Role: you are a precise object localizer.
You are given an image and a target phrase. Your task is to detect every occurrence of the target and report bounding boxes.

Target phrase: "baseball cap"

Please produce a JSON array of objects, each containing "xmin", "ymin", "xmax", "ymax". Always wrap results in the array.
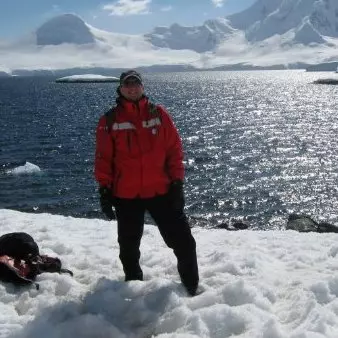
[{"xmin": 120, "ymin": 70, "xmax": 142, "ymax": 85}]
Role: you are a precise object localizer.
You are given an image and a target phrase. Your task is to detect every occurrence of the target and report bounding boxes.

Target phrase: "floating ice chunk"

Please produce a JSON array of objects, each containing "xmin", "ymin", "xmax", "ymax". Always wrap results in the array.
[
  {"xmin": 7, "ymin": 161, "xmax": 41, "ymax": 175},
  {"xmin": 55, "ymin": 74, "xmax": 119, "ymax": 83}
]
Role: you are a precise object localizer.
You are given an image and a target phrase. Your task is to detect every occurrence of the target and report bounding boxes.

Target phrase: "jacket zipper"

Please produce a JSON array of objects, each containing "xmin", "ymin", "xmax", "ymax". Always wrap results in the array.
[
  {"xmin": 127, "ymin": 132, "xmax": 131, "ymax": 153},
  {"xmin": 114, "ymin": 171, "xmax": 122, "ymax": 195},
  {"xmin": 136, "ymin": 102, "xmax": 144, "ymax": 195}
]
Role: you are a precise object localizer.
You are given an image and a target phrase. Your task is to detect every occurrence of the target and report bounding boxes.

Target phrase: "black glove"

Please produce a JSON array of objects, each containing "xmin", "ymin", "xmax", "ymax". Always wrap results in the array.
[
  {"xmin": 99, "ymin": 186, "xmax": 116, "ymax": 220},
  {"xmin": 168, "ymin": 180, "xmax": 185, "ymax": 212}
]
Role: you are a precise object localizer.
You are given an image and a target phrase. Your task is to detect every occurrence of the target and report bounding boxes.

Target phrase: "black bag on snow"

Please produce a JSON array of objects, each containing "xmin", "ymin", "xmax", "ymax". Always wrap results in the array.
[
  {"xmin": 0, "ymin": 232, "xmax": 73, "ymax": 288},
  {"xmin": 0, "ymin": 232, "xmax": 39, "ymax": 260}
]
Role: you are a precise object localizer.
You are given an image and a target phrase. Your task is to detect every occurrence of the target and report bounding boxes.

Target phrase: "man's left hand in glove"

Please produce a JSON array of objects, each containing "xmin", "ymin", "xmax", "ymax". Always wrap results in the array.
[{"xmin": 167, "ymin": 180, "xmax": 185, "ymax": 212}]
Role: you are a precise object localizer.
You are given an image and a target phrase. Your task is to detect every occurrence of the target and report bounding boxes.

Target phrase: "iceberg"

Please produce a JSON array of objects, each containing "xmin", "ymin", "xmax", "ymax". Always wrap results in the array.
[
  {"xmin": 55, "ymin": 74, "xmax": 119, "ymax": 83},
  {"xmin": 7, "ymin": 162, "xmax": 41, "ymax": 175}
]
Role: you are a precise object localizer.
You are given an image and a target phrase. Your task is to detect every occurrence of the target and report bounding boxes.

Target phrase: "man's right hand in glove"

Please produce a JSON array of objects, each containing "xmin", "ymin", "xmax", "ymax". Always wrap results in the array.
[{"xmin": 99, "ymin": 186, "xmax": 116, "ymax": 220}]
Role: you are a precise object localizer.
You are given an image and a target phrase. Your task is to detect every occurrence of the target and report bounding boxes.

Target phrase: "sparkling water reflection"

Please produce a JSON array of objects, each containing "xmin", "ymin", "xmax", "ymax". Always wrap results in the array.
[{"xmin": 0, "ymin": 71, "xmax": 337, "ymax": 229}]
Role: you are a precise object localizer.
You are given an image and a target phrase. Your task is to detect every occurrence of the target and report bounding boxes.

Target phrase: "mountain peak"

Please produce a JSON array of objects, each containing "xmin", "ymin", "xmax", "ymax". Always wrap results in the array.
[
  {"xmin": 227, "ymin": 0, "xmax": 283, "ymax": 31},
  {"xmin": 145, "ymin": 19, "xmax": 236, "ymax": 53},
  {"xmin": 36, "ymin": 14, "xmax": 95, "ymax": 46},
  {"xmin": 233, "ymin": 0, "xmax": 338, "ymax": 43}
]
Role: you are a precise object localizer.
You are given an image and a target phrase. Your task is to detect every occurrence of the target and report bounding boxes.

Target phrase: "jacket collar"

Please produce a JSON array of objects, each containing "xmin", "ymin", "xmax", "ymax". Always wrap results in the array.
[{"xmin": 117, "ymin": 95, "xmax": 148, "ymax": 112}]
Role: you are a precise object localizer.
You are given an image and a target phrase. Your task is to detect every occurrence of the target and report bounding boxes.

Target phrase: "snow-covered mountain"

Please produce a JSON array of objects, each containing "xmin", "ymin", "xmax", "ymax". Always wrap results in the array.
[
  {"xmin": 237, "ymin": 0, "xmax": 338, "ymax": 42},
  {"xmin": 144, "ymin": 19, "xmax": 236, "ymax": 53},
  {"xmin": 227, "ymin": 0, "xmax": 282, "ymax": 31},
  {"xmin": 36, "ymin": 14, "xmax": 95, "ymax": 45},
  {"xmin": 146, "ymin": 0, "xmax": 338, "ymax": 50},
  {"xmin": 1, "ymin": 1, "xmax": 338, "ymax": 75}
]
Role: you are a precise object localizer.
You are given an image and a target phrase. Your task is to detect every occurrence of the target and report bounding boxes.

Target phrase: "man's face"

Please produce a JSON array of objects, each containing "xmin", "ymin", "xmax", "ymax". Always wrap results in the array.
[{"xmin": 120, "ymin": 77, "xmax": 144, "ymax": 102}]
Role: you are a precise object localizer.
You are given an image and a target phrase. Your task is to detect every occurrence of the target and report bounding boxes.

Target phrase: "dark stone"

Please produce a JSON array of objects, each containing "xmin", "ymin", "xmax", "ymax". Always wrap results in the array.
[{"xmin": 286, "ymin": 214, "xmax": 318, "ymax": 232}]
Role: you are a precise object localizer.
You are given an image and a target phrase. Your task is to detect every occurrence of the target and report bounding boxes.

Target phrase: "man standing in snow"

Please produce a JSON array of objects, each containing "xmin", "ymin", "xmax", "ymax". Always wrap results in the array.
[{"xmin": 94, "ymin": 70, "xmax": 199, "ymax": 296}]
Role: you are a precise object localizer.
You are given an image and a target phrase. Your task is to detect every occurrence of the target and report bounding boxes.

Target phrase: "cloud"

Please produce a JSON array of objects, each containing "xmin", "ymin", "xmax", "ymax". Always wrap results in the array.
[
  {"xmin": 211, "ymin": 0, "xmax": 226, "ymax": 8},
  {"xmin": 103, "ymin": 0, "xmax": 151, "ymax": 16},
  {"xmin": 160, "ymin": 6, "xmax": 172, "ymax": 12}
]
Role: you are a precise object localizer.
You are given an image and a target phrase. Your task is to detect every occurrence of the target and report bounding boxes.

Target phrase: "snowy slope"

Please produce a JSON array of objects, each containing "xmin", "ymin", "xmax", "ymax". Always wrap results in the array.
[
  {"xmin": 36, "ymin": 14, "xmax": 95, "ymax": 45},
  {"xmin": 243, "ymin": 0, "xmax": 338, "ymax": 42},
  {"xmin": 227, "ymin": 0, "xmax": 282, "ymax": 31},
  {"xmin": 310, "ymin": 0, "xmax": 338, "ymax": 37},
  {"xmin": 145, "ymin": 18, "xmax": 236, "ymax": 53},
  {"xmin": 293, "ymin": 19, "xmax": 325, "ymax": 45}
]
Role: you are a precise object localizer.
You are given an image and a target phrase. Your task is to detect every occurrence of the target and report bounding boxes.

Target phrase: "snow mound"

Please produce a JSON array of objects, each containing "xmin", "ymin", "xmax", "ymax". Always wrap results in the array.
[{"xmin": 36, "ymin": 14, "xmax": 95, "ymax": 46}]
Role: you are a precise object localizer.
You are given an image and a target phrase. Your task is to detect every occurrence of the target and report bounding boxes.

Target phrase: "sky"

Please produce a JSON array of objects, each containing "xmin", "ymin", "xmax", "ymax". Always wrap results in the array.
[
  {"xmin": 0, "ymin": 0, "xmax": 256, "ymax": 40},
  {"xmin": 2, "ymin": 208, "xmax": 338, "ymax": 338}
]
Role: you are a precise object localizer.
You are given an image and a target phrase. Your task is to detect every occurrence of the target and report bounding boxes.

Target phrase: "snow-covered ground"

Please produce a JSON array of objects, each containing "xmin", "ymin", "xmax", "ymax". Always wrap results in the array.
[{"xmin": 1, "ymin": 209, "xmax": 338, "ymax": 338}]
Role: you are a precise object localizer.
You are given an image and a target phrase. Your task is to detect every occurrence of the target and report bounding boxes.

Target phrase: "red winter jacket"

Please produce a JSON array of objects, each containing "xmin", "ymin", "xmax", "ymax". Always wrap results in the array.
[{"xmin": 94, "ymin": 96, "xmax": 184, "ymax": 198}]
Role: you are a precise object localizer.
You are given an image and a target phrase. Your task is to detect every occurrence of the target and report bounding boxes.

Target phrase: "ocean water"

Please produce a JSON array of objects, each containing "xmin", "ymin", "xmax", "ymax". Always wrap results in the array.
[{"xmin": 1, "ymin": 70, "xmax": 338, "ymax": 229}]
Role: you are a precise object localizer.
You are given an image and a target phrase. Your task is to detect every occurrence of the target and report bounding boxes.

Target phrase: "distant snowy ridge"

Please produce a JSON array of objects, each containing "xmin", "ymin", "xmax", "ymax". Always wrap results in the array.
[
  {"xmin": 145, "ymin": 18, "xmax": 237, "ymax": 53},
  {"xmin": 29, "ymin": 0, "xmax": 338, "ymax": 52},
  {"xmin": 306, "ymin": 61, "xmax": 338, "ymax": 71}
]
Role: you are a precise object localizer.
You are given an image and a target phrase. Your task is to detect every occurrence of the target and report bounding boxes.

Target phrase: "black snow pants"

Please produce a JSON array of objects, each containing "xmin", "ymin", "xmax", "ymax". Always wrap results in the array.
[{"xmin": 114, "ymin": 193, "xmax": 199, "ymax": 291}]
